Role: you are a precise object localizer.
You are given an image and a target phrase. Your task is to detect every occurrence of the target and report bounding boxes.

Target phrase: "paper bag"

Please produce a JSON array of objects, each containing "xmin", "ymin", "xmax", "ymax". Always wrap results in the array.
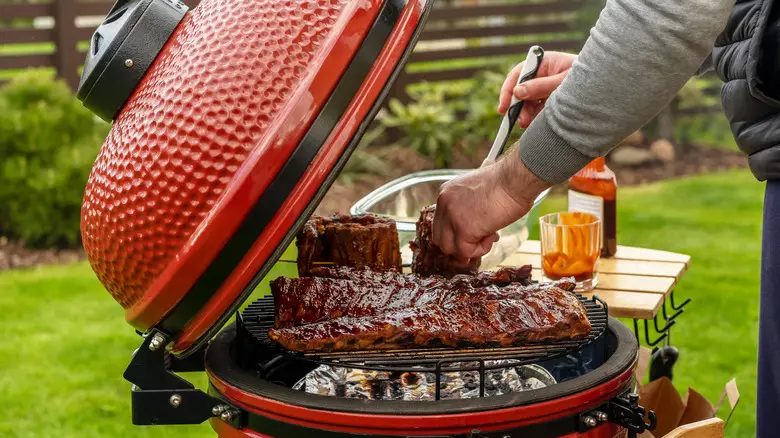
[{"xmin": 634, "ymin": 347, "xmax": 739, "ymax": 438}]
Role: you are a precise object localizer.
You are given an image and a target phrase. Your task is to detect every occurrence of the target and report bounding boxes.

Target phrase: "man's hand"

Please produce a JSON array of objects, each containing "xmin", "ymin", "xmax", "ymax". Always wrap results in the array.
[
  {"xmin": 498, "ymin": 51, "xmax": 577, "ymax": 128},
  {"xmin": 432, "ymin": 151, "xmax": 551, "ymax": 259}
]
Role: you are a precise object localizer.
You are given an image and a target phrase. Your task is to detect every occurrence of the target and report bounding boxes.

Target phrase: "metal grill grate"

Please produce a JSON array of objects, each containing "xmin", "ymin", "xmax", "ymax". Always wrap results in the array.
[{"xmin": 242, "ymin": 294, "xmax": 608, "ymax": 373}]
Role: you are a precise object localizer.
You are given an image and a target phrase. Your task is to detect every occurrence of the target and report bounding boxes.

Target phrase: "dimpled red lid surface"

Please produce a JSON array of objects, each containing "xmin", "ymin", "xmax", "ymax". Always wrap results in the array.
[{"xmin": 80, "ymin": 0, "xmax": 419, "ymax": 338}]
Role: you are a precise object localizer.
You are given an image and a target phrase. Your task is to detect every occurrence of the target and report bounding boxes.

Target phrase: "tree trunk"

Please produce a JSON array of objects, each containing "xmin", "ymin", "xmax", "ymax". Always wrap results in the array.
[{"xmin": 657, "ymin": 98, "xmax": 687, "ymax": 157}]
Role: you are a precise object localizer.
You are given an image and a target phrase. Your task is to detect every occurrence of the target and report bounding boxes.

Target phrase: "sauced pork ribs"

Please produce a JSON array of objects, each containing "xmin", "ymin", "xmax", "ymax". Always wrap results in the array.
[
  {"xmin": 272, "ymin": 265, "xmax": 534, "ymax": 329},
  {"xmin": 296, "ymin": 214, "xmax": 402, "ymax": 276},
  {"xmin": 268, "ymin": 275, "xmax": 591, "ymax": 352},
  {"xmin": 411, "ymin": 205, "xmax": 482, "ymax": 278},
  {"xmin": 271, "ymin": 214, "xmax": 591, "ymax": 353}
]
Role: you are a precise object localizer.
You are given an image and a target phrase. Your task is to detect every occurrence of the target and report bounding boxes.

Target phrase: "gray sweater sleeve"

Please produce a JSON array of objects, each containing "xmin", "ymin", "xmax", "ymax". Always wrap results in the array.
[{"xmin": 519, "ymin": 0, "xmax": 734, "ymax": 184}]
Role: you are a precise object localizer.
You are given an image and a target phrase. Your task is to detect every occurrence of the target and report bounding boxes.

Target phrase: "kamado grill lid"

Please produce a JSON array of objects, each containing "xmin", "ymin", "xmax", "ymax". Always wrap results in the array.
[{"xmin": 77, "ymin": 0, "xmax": 433, "ymax": 356}]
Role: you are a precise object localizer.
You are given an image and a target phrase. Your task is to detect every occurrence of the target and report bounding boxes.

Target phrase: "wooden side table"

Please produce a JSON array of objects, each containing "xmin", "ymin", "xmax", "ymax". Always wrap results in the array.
[{"xmin": 501, "ymin": 240, "xmax": 691, "ymax": 348}]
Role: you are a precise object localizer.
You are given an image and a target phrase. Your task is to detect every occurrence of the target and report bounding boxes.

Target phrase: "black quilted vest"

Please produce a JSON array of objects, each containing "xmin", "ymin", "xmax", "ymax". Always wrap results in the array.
[{"xmin": 713, "ymin": 0, "xmax": 780, "ymax": 180}]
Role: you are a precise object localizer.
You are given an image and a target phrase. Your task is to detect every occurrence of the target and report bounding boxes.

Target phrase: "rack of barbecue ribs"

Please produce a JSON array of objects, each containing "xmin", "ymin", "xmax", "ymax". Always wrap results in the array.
[
  {"xmin": 276, "ymin": 212, "xmax": 589, "ymax": 353},
  {"xmin": 296, "ymin": 214, "xmax": 402, "ymax": 276},
  {"xmin": 268, "ymin": 278, "xmax": 591, "ymax": 353},
  {"xmin": 411, "ymin": 205, "xmax": 482, "ymax": 278},
  {"xmin": 272, "ymin": 265, "xmax": 534, "ymax": 329}
]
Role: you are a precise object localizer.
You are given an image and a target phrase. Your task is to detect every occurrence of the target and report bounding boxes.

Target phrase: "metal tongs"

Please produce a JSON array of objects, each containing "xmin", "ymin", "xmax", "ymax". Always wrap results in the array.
[{"xmin": 482, "ymin": 45, "xmax": 545, "ymax": 168}]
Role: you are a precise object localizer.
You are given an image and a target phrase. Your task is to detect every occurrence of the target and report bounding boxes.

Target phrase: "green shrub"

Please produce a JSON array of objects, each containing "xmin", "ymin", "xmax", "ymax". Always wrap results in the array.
[
  {"xmin": 0, "ymin": 70, "xmax": 109, "ymax": 248},
  {"xmin": 379, "ymin": 63, "xmax": 519, "ymax": 167},
  {"xmin": 381, "ymin": 86, "xmax": 463, "ymax": 168},
  {"xmin": 339, "ymin": 126, "xmax": 391, "ymax": 186},
  {"xmin": 461, "ymin": 68, "xmax": 524, "ymax": 152}
]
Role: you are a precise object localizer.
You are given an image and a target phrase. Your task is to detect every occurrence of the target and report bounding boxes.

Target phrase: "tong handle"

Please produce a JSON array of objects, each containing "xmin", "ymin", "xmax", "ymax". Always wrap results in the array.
[{"xmin": 482, "ymin": 45, "xmax": 545, "ymax": 168}]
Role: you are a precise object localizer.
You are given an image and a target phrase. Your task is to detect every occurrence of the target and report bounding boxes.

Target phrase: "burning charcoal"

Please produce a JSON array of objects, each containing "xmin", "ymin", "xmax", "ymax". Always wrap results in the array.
[
  {"xmin": 293, "ymin": 361, "xmax": 556, "ymax": 401},
  {"xmin": 400, "ymin": 372, "xmax": 433, "ymax": 401}
]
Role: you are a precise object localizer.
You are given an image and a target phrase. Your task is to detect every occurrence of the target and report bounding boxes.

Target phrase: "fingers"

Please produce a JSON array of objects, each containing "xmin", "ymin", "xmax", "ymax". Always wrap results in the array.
[
  {"xmin": 498, "ymin": 63, "xmax": 523, "ymax": 114},
  {"xmin": 431, "ymin": 206, "xmax": 453, "ymax": 253},
  {"xmin": 518, "ymin": 100, "xmax": 545, "ymax": 129},
  {"xmin": 512, "ymin": 70, "xmax": 569, "ymax": 102},
  {"xmin": 470, "ymin": 233, "xmax": 500, "ymax": 259},
  {"xmin": 433, "ymin": 208, "xmax": 492, "ymax": 259}
]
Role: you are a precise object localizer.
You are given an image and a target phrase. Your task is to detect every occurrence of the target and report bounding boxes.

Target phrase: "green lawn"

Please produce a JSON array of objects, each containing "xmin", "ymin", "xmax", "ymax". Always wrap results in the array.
[{"xmin": 0, "ymin": 170, "xmax": 763, "ymax": 437}]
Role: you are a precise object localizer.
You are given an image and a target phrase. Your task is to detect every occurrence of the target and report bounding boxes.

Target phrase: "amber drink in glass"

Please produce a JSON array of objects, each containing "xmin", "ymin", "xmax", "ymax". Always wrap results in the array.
[{"xmin": 539, "ymin": 212, "xmax": 601, "ymax": 291}]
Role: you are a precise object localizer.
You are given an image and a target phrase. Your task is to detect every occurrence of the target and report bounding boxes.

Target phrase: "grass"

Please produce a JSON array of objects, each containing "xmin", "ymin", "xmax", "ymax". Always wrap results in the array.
[{"xmin": 0, "ymin": 170, "xmax": 763, "ymax": 437}]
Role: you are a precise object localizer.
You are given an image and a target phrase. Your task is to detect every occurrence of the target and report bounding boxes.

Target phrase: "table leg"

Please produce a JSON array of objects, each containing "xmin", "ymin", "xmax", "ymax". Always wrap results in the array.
[{"xmin": 644, "ymin": 317, "xmax": 670, "ymax": 347}]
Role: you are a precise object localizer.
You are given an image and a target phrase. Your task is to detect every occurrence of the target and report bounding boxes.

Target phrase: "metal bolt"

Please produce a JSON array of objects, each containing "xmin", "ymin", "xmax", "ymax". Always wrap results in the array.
[
  {"xmin": 124, "ymin": 59, "xmax": 134, "ymax": 68},
  {"xmin": 169, "ymin": 394, "xmax": 182, "ymax": 408},
  {"xmin": 596, "ymin": 411, "xmax": 608, "ymax": 422},
  {"xmin": 212, "ymin": 405, "xmax": 226, "ymax": 415},
  {"xmin": 221, "ymin": 410, "xmax": 236, "ymax": 422},
  {"xmin": 582, "ymin": 416, "xmax": 597, "ymax": 428},
  {"xmin": 149, "ymin": 333, "xmax": 166, "ymax": 351}
]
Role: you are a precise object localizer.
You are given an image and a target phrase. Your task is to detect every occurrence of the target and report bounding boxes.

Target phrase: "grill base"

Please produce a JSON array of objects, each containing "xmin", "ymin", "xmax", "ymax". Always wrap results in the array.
[{"xmin": 204, "ymin": 318, "xmax": 641, "ymax": 437}]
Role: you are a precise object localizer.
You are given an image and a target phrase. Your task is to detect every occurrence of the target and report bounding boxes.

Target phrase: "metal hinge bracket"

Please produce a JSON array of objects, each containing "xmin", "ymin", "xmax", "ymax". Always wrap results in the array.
[
  {"xmin": 579, "ymin": 391, "xmax": 656, "ymax": 437},
  {"xmin": 124, "ymin": 330, "xmax": 240, "ymax": 426}
]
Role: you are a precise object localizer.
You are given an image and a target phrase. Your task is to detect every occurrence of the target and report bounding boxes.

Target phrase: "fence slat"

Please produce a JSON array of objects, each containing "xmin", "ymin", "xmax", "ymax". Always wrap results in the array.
[
  {"xmin": 432, "ymin": 1, "xmax": 584, "ymax": 20},
  {"xmin": 74, "ymin": 2, "xmax": 114, "ymax": 17},
  {"xmin": 0, "ymin": 54, "xmax": 54, "ymax": 70},
  {"xmin": 420, "ymin": 21, "xmax": 575, "ymax": 41},
  {"xmin": 75, "ymin": 27, "xmax": 98, "ymax": 42},
  {"xmin": 54, "ymin": 0, "xmax": 80, "ymax": 89},
  {"xmin": 408, "ymin": 39, "xmax": 583, "ymax": 63},
  {"xmin": 403, "ymin": 67, "xmax": 484, "ymax": 84},
  {"xmin": 0, "ymin": 4, "xmax": 52, "ymax": 19},
  {"xmin": 0, "ymin": 28, "xmax": 55, "ymax": 45}
]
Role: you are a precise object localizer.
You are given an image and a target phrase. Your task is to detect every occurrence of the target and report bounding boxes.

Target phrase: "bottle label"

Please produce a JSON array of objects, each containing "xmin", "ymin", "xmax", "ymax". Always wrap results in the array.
[{"xmin": 568, "ymin": 189, "xmax": 604, "ymax": 235}]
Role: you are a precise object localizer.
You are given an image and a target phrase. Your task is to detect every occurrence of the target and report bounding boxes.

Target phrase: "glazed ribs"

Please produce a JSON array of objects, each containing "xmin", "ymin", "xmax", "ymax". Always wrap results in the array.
[
  {"xmin": 411, "ymin": 205, "xmax": 481, "ymax": 278},
  {"xmin": 296, "ymin": 214, "xmax": 402, "ymax": 276},
  {"xmin": 272, "ymin": 212, "xmax": 590, "ymax": 354},
  {"xmin": 272, "ymin": 265, "xmax": 534, "ymax": 329},
  {"xmin": 268, "ymin": 282, "xmax": 591, "ymax": 353}
]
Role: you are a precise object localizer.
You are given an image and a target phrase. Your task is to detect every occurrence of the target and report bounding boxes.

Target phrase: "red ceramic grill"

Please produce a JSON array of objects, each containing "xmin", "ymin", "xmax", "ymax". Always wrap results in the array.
[{"xmin": 76, "ymin": 0, "xmax": 657, "ymax": 436}]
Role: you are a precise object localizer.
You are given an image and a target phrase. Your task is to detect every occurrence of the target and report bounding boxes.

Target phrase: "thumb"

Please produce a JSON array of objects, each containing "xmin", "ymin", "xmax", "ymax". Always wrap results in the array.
[{"xmin": 513, "ymin": 70, "xmax": 569, "ymax": 101}]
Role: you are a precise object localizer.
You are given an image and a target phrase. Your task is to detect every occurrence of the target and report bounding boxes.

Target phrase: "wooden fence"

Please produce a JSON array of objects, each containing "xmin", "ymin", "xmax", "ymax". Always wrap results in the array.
[
  {"xmin": 0, "ymin": 0, "xmax": 721, "ymax": 114},
  {"xmin": 0, "ymin": 0, "xmax": 200, "ymax": 88}
]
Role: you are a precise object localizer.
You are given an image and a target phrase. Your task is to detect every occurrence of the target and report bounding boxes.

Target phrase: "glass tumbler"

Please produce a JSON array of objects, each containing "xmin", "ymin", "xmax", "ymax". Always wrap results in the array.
[{"xmin": 539, "ymin": 212, "xmax": 601, "ymax": 291}]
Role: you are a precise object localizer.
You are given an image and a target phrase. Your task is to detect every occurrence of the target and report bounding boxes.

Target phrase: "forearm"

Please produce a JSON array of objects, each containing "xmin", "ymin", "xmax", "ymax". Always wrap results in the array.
[{"xmin": 519, "ymin": 0, "xmax": 734, "ymax": 184}]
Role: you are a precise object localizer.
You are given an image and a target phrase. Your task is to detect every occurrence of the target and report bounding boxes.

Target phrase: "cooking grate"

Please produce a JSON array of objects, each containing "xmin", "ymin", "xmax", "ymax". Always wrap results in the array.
[{"xmin": 241, "ymin": 293, "xmax": 608, "ymax": 372}]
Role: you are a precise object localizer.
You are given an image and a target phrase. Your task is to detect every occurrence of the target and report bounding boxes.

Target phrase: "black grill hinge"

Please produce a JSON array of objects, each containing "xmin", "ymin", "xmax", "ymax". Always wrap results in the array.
[
  {"xmin": 124, "ymin": 330, "xmax": 241, "ymax": 426},
  {"xmin": 578, "ymin": 392, "xmax": 656, "ymax": 438}
]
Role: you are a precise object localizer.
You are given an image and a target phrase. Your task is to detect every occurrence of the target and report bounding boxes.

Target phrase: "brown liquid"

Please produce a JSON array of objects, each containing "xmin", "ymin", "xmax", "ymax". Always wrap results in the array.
[
  {"xmin": 542, "ymin": 252, "xmax": 599, "ymax": 282},
  {"xmin": 602, "ymin": 199, "xmax": 617, "ymax": 257},
  {"xmin": 568, "ymin": 158, "xmax": 618, "ymax": 258}
]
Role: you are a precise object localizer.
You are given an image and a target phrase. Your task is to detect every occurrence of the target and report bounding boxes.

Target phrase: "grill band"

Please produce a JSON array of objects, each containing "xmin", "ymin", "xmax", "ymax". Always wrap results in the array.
[
  {"xmin": 156, "ymin": 0, "xmax": 408, "ymax": 342},
  {"xmin": 221, "ymin": 395, "xmax": 612, "ymax": 438}
]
